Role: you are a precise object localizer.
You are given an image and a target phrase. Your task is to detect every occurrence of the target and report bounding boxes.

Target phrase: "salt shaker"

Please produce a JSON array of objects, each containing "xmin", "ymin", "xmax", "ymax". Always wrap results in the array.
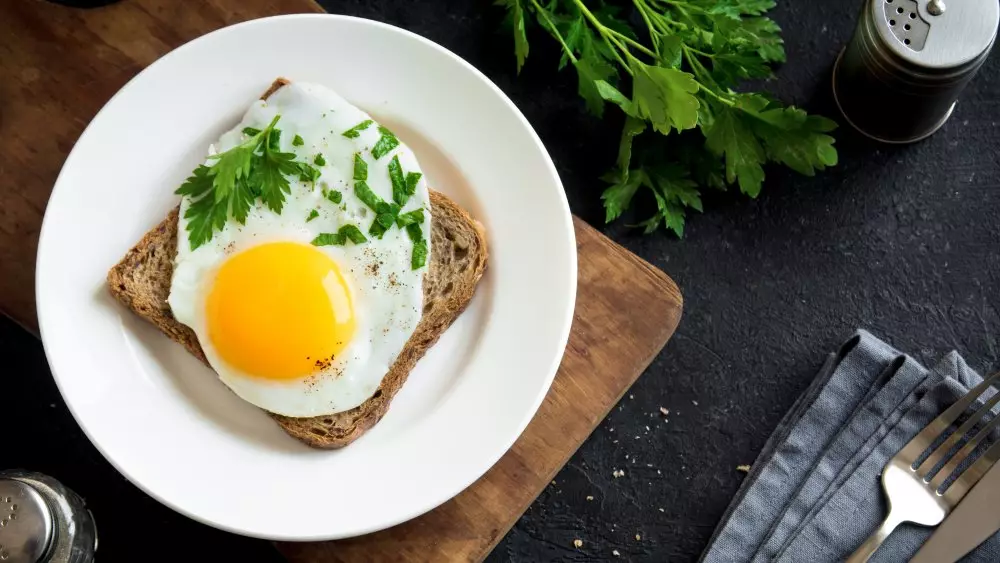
[
  {"xmin": 0, "ymin": 471, "xmax": 96, "ymax": 563},
  {"xmin": 833, "ymin": 0, "xmax": 999, "ymax": 143}
]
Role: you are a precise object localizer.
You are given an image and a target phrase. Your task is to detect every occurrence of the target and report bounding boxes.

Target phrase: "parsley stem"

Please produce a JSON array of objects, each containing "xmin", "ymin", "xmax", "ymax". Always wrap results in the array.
[
  {"xmin": 528, "ymin": 0, "xmax": 579, "ymax": 65},
  {"xmin": 682, "ymin": 45, "xmax": 722, "ymax": 92},
  {"xmin": 568, "ymin": 0, "xmax": 656, "ymax": 62}
]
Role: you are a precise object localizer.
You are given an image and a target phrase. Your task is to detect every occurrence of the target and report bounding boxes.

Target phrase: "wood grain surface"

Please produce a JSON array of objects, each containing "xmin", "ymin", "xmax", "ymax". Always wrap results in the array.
[{"xmin": 0, "ymin": 1, "xmax": 682, "ymax": 561}]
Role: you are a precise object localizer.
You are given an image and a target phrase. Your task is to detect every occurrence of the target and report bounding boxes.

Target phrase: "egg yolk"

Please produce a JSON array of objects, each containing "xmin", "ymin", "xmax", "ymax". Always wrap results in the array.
[{"xmin": 206, "ymin": 242, "xmax": 356, "ymax": 380}]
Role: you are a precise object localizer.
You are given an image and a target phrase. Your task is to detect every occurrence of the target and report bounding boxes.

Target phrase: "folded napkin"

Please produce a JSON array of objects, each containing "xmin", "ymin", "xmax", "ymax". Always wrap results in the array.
[{"xmin": 701, "ymin": 330, "xmax": 1000, "ymax": 562}]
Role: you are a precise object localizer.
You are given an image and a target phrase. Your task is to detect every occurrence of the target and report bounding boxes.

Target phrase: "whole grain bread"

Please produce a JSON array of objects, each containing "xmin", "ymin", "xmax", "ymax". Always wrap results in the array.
[{"xmin": 107, "ymin": 79, "xmax": 488, "ymax": 448}]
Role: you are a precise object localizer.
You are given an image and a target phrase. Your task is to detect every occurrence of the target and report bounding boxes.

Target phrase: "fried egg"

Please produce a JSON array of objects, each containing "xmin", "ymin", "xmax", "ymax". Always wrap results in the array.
[{"xmin": 168, "ymin": 82, "xmax": 430, "ymax": 418}]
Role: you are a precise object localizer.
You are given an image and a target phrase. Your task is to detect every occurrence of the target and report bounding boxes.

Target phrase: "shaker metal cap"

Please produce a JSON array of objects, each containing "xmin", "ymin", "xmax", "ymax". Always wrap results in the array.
[
  {"xmin": 0, "ymin": 479, "xmax": 52, "ymax": 563},
  {"xmin": 876, "ymin": 0, "xmax": 999, "ymax": 69}
]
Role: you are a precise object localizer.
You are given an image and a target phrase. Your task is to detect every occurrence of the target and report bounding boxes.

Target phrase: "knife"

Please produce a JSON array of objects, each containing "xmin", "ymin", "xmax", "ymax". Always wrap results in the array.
[{"xmin": 911, "ymin": 457, "xmax": 1000, "ymax": 563}]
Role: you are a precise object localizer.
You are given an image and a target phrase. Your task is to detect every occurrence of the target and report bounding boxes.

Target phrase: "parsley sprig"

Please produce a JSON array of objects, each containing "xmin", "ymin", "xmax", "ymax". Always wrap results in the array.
[
  {"xmin": 176, "ymin": 115, "xmax": 320, "ymax": 249},
  {"xmin": 499, "ymin": 0, "xmax": 838, "ymax": 236}
]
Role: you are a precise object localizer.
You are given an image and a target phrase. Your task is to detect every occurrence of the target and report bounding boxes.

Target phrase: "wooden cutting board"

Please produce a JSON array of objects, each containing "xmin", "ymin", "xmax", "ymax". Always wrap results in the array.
[{"xmin": 0, "ymin": 1, "xmax": 683, "ymax": 561}]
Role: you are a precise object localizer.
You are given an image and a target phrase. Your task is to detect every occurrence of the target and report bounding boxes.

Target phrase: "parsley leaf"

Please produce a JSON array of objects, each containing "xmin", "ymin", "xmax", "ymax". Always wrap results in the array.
[
  {"xmin": 311, "ymin": 225, "xmax": 368, "ymax": 247},
  {"xmin": 339, "ymin": 225, "xmax": 368, "ymax": 244},
  {"xmin": 388, "ymin": 155, "xmax": 407, "ymax": 205},
  {"xmin": 314, "ymin": 154, "xmax": 326, "ymax": 166},
  {"xmin": 306, "ymin": 209, "xmax": 319, "ymax": 222},
  {"xmin": 370, "ymin": 126, "xmax": 400, "ymax": 160},
  {"xmin": 703, "ymin": 97, "xmax": 768, "ymax": 196},
  {"xmin": 353, "ymin": 153, "xmax": 368, "ymax": 181},
  {"xmin": 411, "ymin": 238, "xmax": 428, "ymax": 270},
  {"xmin": 630, "ymin": 61, "xmax": 700, "ymax": 134},
  {"xmin": 499, "ymin": 0, "xmax": 838, "ymax": 236},
  {"xmin": 325, "ymin": 189, "xmax": 342, "ymax": 204},
  {"xmin": 396, "ymin": 208, "xmax": 426, "ymax": 227},
  {"xmin": 353, "ymin": 181, "xmax": 382, "ymax": 210},
  {"xmin": 497, "ymin": 0, "xmax": 530, "ymax": 73},
  {"xmin": 405, "ymin": 172, "xmax": 422, "ymax": 196},
  {"xmin": 342, "ymin": 120, "xmax": 373, "ymax": 139}
]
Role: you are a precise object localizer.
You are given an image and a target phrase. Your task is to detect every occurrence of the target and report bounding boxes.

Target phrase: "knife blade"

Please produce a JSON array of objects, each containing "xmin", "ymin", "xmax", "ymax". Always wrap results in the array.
[{"xmin": 911, "ymin": 457, "xmax": 1000, "ymax": 563}]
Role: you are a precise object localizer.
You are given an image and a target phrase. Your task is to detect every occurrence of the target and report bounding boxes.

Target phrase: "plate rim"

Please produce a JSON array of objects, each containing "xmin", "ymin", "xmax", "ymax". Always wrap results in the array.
[{"xmin": 35, "ymin": 13, "xmax": 577, "ymax": 541}]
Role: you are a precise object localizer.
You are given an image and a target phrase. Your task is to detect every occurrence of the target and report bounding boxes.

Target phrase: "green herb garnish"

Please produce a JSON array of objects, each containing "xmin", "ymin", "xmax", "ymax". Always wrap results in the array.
[
  {"xmin": 306, "ymin": 209, "xmax": 319, "ymax": 222},
  {"xmin": 404, "ymin": 172, "xmax": 422, "ymax": 196},
  {"xmin": 405, "ymin": 222, "xmax": 423, "ymax": 243},
  {"xmin": 498, "ymin": 0, "xmax": 838, "ymax": 236},
  {"xmin": 369, "ymin": 201, "xmax": 402, "ymax": 239},
  {"xmin": 353, "ymin": 153, "xmax": 368, "ymax": 181},
  {"xmin": 353, "ymin": 181, "xmax": 382, "ymax": 210},
  {"xmin": 176, "ymin": 115, "xmax": 318, "ymax": 249},
  {"xmin": 314, "ymin": 154, "xmax": 326, "ymax": 166},
  {"xmin": 387, "ymin": 156, "xmax": 407, "ymax": 205},
  {"xmin": 298, "ymin": 163, "xmax": 321, "ymax": 183},
  {"xmin": 243, "ymin": 127, "xmax": 261, "ymax": 136},
  {"xmin": 311, "ymin": 225, "xmax": 368, "ymax": 247},
  {"xmin": 370, "ymin": 126, "xmax": 400, "ymax": 160},
  {"xmin": 411, "ymin": 239, "xmax": 428, "ymax": 269},
  {"xmin": 342, "ymin": 120, "xmax": 374, "ymax": 139},
  {"xmin": 325, "ymin": 189, "xmax": 343, "ymax": 204},
  {"xmin": 396, "ymin": 208, "xmax": 425, "ymax": 228},
  {"xmin": 292, "ymin": 134, "xmax": 304, "ymax": 146}
]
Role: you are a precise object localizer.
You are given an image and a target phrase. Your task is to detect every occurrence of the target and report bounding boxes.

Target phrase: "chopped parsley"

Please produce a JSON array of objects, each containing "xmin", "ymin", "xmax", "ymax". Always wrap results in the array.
[
  {"xmin": 242, "ymin": 127, "xmax": 261, "ymax": 136},
  {"xmin": 405, "ymin": 172, "xmax": 422, "ymax": 196},
  {"xmin": 313, "ymin": 154, "xmax": 326, "ymax": 166},
  {"xmin": 325, "ymin": 189, "xmax": 343, "ymax": 204},
  {"xmin": 411, "ymin": 240, "xmax": 428, "ymax": 269},
  {"xmin": 342, "ymin": 120, "xmax": 374, "ymax": 139},
  {"xmin": 370, "ymin": 126, "xmax": 400, "ymax": 160},
  {"xmin": 298, "ymin": 164, "xmax": 321, "ymax": 183},
  {"xmin": 306, "ymin": 209, "xmax": 319, "ymax": 222},
  {"xmin": 388, "ymin": 156, "xmax": 406, "ymax": 205},
  {"xmin": 176, "ymin": 115, "xmax": 318, "ymax": 250},
  {"xmin": 292, "ymin": 134, "xmax": 304, "ymax": 146},
  {"xmin": 353, "ymin": 181, "xmax": 382, "ymax": 210},
  {"xmin": 353, "ymin": 153, "xmax": 368, "ymax": 181},
  {"xmin": 311, "ymin": 225, "xmax": 368, "ymax": 246},
  {"xmin": 396, "ymin": 208, "xmax": 425, "ymax": 228}
]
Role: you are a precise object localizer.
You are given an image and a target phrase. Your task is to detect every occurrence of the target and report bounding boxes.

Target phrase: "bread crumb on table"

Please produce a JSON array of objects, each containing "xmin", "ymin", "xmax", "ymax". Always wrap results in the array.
[
  {"xmin": 573, "ymin": 539, "xmax": 583, "ymax": 548},
  {"xmin": 660, "ymin": 406, "xmax": 670, "ymax": 416},
  {"xmin": 635, "ymin": 533, "xmax": 642, "ymax": 541},
  {"xmin": 737, "ymin": 464, "xmax": 751, "ymax": 473},
  {"xmin": 613, "ymin": 549, "xmax": 621, "ymax": 557},
  {"xmin": 613, "ymin": 469, "xmax": 625, "ymax": 478},
  {"xmin": 586, "ymin": 495, "xmax": 594, "ymax": 501}
]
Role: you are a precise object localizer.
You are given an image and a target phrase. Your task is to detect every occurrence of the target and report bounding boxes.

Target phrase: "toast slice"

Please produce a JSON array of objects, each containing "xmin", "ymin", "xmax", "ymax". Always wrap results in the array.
[{"xmin": 107, "ymin": 79, "xmax": 488, "ymax": 448}]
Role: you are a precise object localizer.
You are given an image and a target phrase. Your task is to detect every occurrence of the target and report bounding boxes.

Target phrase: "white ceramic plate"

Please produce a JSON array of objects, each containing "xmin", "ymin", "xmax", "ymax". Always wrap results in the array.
[{"xmin": 36, "ymin": 14, "xmax": 575, "ymax": 541}]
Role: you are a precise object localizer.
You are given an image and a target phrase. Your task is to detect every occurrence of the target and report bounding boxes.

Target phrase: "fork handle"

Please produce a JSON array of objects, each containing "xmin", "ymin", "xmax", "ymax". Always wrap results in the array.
[{"xmin": 846, "ymin": 511, "xmax": 904, "ymax": 563}]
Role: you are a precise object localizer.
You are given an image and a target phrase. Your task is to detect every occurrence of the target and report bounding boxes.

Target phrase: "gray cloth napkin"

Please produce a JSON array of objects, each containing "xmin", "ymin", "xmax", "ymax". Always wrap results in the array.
[{"xmin": 700, "ymin": 330, "xmax": 1000, "ymax": 562}]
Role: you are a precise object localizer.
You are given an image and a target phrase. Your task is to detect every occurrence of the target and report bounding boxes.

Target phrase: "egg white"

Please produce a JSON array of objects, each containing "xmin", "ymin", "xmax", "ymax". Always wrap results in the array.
[{"xmin": 168, "ymin": 82, "xmax": 430, "ymax": 418}]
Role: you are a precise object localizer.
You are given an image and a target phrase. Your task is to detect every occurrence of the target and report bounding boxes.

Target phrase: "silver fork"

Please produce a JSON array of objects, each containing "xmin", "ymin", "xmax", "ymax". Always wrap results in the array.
[{"xmin": 846, "ymin": 371, "xmax": 1000, "ymax": 563}]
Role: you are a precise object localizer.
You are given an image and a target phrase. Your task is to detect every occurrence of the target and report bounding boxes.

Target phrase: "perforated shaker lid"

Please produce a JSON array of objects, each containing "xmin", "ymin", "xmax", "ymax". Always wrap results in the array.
[
  {"xmin": 0, "ymin": 480, "xmax": 52, "ymax": 563},
  {"xmin": 872, "ymin": 0, "xmax": 999, "ymax": 69}
]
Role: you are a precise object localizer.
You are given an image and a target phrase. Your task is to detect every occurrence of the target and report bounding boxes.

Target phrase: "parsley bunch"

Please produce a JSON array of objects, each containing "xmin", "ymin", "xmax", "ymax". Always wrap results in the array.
[
  {"xmin": 499, "ymin": 0, "xmax": 839, "ymax": 236},
  {"xmin": 176, "ymin": 115, "xmax": 320, "ymax": 249}
]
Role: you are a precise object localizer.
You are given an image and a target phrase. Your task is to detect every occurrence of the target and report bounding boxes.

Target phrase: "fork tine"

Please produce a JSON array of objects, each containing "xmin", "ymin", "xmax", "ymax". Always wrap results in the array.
[
  {"xmin": 917, "ymin": 390, "xmax": 1000, "ymax": 479},
  {"xmin": 898, "ymin": 371, "xmax": 1000, "ymax": 463},
  {"xmin": 930, "ymin": 409, "xmax": 1000, "ymax": 490},
  {"xmin": 943, "ymin": 439, "xmax": 1000, "ymax": 504}
]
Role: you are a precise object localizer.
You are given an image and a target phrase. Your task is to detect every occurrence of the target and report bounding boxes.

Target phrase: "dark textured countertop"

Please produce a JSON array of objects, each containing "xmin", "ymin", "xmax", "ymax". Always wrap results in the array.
[{"xmin": 6, "ymin": 1, "xmax": 1000, "ymax": 561}]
